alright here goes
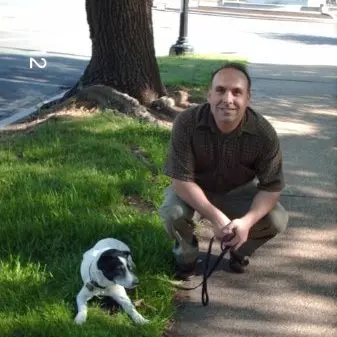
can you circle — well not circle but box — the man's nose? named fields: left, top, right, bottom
left=222, top=90, right=234, bottom=103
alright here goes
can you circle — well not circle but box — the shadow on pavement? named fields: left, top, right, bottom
left=258, top=33, right=337, bottom=46
left=159, top=61, right=336, bottom=337
left=0, top=50, right=89, bottom=118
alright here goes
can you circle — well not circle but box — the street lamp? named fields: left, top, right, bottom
left=169, top=0, right=194, bottom=56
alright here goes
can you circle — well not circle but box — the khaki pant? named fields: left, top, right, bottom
left=159, top=179, right=289, bottom=265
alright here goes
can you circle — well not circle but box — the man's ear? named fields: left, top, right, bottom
left=207, top=89, right=212, bottom=103
left=247, top=90, right=251, bottom=102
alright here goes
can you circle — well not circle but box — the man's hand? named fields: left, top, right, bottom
left=213, top=212, right=232, bottom=240
left=221, top=218, right=251, bottom=250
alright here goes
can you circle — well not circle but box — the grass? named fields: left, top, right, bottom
left=157, top=54, right=247, bottom=102
left=0, top=54, right=245, bottom=337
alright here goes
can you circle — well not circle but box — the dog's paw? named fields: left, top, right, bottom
left=132, top=313, right=150, bottom=325
left=74, top=312, right=87, bottom=325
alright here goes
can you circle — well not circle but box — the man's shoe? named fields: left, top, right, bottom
left=229, top=251, right=249, bottom=274
left=173, top=234, right=199, bottom=281
left=173, top=261, right=196, bottom=281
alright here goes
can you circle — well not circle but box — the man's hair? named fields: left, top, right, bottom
left=210, top=62, right=251, bottom=90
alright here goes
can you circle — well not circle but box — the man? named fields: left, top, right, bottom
left=159, top=62, right=289, bottom=277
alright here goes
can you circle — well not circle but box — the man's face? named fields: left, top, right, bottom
left=207, top=68, right=251, bottom=132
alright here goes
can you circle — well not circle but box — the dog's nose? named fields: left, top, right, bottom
left=132, top=277, right=139, bottom=286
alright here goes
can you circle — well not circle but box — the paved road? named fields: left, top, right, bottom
left=0, top=0, right=337, bottom=122
left=169, top=69, right=337, bottom=337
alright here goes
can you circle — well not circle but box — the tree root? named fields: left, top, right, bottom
left=74, top=84, right=159, bottom=123
left=4, top=85, right=198, bottom=133
left=72, top=85, right=198, bottom=123
left=150, top=89, right=198, bottom=118
left=47, top=85, right=197, bottom=125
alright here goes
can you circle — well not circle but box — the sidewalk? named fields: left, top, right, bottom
left=166, top=64, right=337, bottom=337
left=155, top=0, right=337, bottom=21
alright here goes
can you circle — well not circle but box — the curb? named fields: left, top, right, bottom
left=199, top=4, right=335, bottom=18
left=0, top=91, right=67, bottom=130
left=159, top=7, right=336, bottom=23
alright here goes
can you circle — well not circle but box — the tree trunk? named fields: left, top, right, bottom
left=78, top=0, right=166, bottom=106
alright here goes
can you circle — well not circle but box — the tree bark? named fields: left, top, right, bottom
left=77, top=0, right=166, bottom=106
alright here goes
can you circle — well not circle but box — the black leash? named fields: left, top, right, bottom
left=176, top=233, right=235, bottom=306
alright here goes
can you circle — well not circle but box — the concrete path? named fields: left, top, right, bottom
left=167, top=63, right=337, bottom=337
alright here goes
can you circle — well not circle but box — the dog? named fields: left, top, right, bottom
left=74, top=238, right=149, bottom=325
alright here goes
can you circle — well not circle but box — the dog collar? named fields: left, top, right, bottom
left=87, top=261, right=107, bottom=290
left=85, top=281, right=106, bottom=291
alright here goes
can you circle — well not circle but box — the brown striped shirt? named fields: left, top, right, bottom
left=164, top=103, right=285, bottom=193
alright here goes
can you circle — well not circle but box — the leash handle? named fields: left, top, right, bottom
left=201, top=235, right=232, bottom=306
left=220, top=230, right=236, bottom=251
left=201, top=236, right=215, bottom=306
left=177, top=230, right=237, bottom=306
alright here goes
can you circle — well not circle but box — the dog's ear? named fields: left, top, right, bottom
left=97, top=249, right=119, bottom=269
left=104, top=249, right=135, bottom=270
left=97, top=249, right=131, bottom=269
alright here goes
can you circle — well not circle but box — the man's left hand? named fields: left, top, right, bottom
left=221, top=218, right=251, bottom=250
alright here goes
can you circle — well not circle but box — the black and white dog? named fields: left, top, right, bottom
left=74, top=238, right=149, bottom=325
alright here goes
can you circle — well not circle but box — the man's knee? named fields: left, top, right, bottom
left=159, top=201, right=192, bottom=223
left=159, top=187, right=194, bottom=239
left=159, top=187, right=193, bottom=221
left=267, top=203, right=289, bottom=235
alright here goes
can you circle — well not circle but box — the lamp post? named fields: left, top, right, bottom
left=169, top=0, right=194, bottom=56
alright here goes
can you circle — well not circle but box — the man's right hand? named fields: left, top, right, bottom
left=212, top=210, right=232, bottom=240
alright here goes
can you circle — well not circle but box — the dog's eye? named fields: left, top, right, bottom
left=127, top=263, right=134, bottom=271
left=117, top=266, right=125, bottom=272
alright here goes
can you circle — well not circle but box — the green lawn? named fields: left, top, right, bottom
left=158, top=54, right=247, bottom=102
left=0, top=55, right=246, bottom=337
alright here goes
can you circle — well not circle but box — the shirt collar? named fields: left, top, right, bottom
left=196, top=103, right=257, bottom=135
left=241, top=107, right=257, bottom=135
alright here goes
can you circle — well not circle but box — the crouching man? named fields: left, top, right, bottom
left=159, top=62, right=289, bottom=278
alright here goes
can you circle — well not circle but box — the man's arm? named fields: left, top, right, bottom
left=225, top=123, right=284, bottom=248
left=172, top=179, right=232, bottom=238
left=241, top=190, right=281, bottom=229
left=224, top=190, right=281, bottom=249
